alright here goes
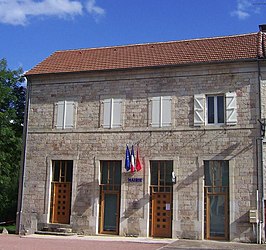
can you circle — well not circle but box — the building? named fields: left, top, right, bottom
left=17, top=25, right=266, bottom=242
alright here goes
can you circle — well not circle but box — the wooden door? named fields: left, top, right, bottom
left=99, top=161, right=121, bottom=235
left=205, top=192, right=229, bottom=240
left=100, top=191, right=120, bottom=234
left=51, top=182, right=71, bottom=224
left=151, top=192, right=172, bottom=238
left=50, top=160, right=73, bottom=224
left=204, top=160, right=229, bottom=240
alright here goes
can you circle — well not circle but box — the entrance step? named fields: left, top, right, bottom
left=35, top=230, right=76, bottom=236
left=35, top=225, right=76, bottom=236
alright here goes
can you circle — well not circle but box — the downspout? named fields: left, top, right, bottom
left=257, top=53, right=265, bottom=244
left=16, top=79, right=31, bottom=234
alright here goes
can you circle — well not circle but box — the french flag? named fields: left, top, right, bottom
left=130, top=145, right=135, bottom=173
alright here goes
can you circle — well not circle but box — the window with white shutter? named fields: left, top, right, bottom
left=102, top=98, right=122, bottom=128
left=194, top=94, right=205, bottom=126
left=151, top=96, right=172, bottom=128
left=194, top=92, right=237, bottom=126
left=55, top=101, right=76, bottom=129
left=225, top=92, right=237, bottom=125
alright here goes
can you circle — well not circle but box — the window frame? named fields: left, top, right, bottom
left=55, top=100, right=76, bottom=129
left=151, top=96, right=172, bottom=128
left=102, top=98, right=123, bottom=129
left=206, top=95, right=225, bottom=125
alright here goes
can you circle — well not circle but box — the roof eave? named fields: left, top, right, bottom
left=24, top=58, right=260, bottom=79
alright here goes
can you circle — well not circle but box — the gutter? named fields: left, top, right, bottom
left=16, top=80, right=31, bottom=234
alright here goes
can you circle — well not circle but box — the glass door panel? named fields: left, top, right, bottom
left=209, top=195, right=225, bottom=238
left=103, top=193, right=118, bottom=232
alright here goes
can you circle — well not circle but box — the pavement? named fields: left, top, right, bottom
left=2, top=234, right=266, bottom=249
left=23, top=234, right=266, bottom=249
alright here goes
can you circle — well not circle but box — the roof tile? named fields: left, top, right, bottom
left=26, top=32, right=261, bottom=76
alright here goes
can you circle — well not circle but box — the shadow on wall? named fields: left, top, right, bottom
left=120, top=194, right=150, bottom=222
left=230, top=211, right=256, bottom=243
left=72, top=180, right=99, bottom=217
left=175, top=142, right=251, bottom=192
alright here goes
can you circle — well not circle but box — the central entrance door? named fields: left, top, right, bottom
left=204, top=160, right=229, bottom=240
left=150, top=160, right=173, bottom=238
left=50, top=160, right=73, bottom=224
left=99, top=161, right=121, bottom=235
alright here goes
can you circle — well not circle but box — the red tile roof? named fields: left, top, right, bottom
left=26, top=32, right=265, bottom=76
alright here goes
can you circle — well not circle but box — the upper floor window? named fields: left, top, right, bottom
left=151, top=96, right=172, bottom=128
left=207, top=95, right=224, bottom=125
left=102, top=98, right=122, bottom=128
left=194, top=92, right=237, bottom=126
left=55, top=101, right=76, bottom=129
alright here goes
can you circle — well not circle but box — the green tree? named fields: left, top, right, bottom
left=0, top=58, right=25, bottom=222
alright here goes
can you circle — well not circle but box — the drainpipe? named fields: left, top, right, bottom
left=16, top=79, right=31, bottom=234
left=257, top=57, right=265, bottom=244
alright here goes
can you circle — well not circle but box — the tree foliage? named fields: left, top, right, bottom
left=0, top=58, right=26, bottom=222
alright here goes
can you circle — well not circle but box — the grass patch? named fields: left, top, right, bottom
left=0, top=224, right=16, bottom=234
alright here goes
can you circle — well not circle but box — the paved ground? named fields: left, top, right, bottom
left=0, top=235, right=169, bottom=250
left=1, top=234, right=266, bottom=250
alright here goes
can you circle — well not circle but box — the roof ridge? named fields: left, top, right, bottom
left=54, top=32, right=258, bottom=53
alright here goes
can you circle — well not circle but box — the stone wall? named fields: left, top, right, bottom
left=22, top=62, right=261, bottom=241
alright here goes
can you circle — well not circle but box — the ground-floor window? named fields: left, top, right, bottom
left=204, top=160, right=229, bottom=240
left=99, top=160, right=121, bottom=235
left=149, top=160, right=173, bottom=238
left=49, top=160, right=73, bottom=224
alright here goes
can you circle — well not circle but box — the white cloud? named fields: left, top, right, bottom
left=231, top=0, right=260, bottom=20
left=86, top=0, right=105, bottom=21
left=0, top=0, right=105, bottom=26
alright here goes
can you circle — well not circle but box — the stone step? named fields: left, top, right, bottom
left=35, top=230, right=76, bottom=236
left=35, top=226, right=75, bottom=236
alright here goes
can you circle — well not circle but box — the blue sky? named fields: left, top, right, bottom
left=0, top=0, right=265, bottom=72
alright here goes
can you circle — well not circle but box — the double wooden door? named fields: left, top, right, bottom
left=151, top=192, right=172, bottom=237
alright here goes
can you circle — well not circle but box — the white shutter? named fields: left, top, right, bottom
left=103, top=99, right=111, bottom=128
left=56, top=101, right=64, bottom=129
left=65, top=101, right=75, bottom=128
left=112, top=99, right=122, bottom=128
left=226, top=92, right=237, bottom=125
left=194, top=94, right=205, bottom=126
left=151, top=97, right=160, bottom=127
left=162, top=96, right=172, bottom=127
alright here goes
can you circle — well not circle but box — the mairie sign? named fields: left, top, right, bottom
left=128, top=178, right=143, bottom=183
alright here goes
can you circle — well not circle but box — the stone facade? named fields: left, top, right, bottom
left=20, top=60, right=266, bottom=242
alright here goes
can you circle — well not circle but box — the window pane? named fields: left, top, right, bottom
left=66, top=161, right=73, bottom=182
left=204, top=161, right=212, bottom=186
left=217, top=96, right=224, bottom=123
left=221, top=161, right=229, bottom=186
left=160, top=163, right=165, bottom=186
left=207, top=96, right=214, bottom=124
left=101, top=161, right=108, bottom=184
left=165, top=161, right=173, bottom=185
left=150, top=161, right=158, bottom=185
left=113, top=161, right=121, bottom=185
left=53, top=161, right=60, bottom=181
